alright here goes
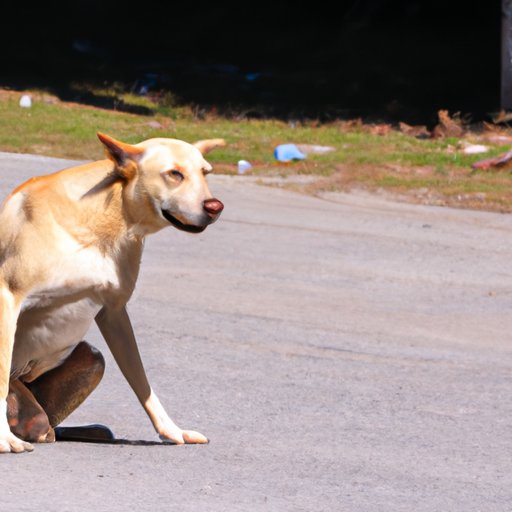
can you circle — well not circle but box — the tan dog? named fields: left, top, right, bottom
left=0, top=133, right=225, bottom=452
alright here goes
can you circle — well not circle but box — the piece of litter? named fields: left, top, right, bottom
left=462, top=144, right=489, bottom=155
left=472, top=150, right=512, bottom=170
left=237, top=160, right=252, bottom=174
left=296, top=144, right=335, bottom=155
left=486, top=134, right=512, bottom=145
left=19, top=95, right=32, bottom=108
left=274, top=144, right=306, bottom=162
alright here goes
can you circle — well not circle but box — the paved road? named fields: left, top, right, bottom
left=0, top=152, right=511, bottom=511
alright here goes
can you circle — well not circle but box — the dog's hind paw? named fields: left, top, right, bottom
left=0, top=431, right=34, bottom=453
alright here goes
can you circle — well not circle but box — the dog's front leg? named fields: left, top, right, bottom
left=0, top=286, right=33, bottom=453
left=95, top=306, right=208, bottom=444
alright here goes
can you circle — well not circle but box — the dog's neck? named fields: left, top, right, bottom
left=45, top=159, right=149, bottom=254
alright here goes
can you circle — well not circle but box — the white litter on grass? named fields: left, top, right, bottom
left=296, top=144, right=336, bottom=155
left=461, top=143, right=489, bottom=155
left=237, top=160, right=252, bottom=174
left=19, top=95, right=32, bottom=108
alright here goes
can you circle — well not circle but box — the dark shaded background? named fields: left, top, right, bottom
left=0, top=1, right=501, bottom=124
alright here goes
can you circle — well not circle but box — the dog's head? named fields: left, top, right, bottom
left=97, top=133, right=224, bottom=234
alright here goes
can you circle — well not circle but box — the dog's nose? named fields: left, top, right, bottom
left=203, top=198, right=224, bottom=216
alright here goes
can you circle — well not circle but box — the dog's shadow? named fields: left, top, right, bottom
left=54, top=425, right=179, bottom=446
left=66, top=438, right=174, bottom=446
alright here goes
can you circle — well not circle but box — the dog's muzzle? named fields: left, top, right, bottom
left=162, top=198, right=224, bottom=233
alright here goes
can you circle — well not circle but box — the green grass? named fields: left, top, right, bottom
left=0, top=88, right=511, bottom=211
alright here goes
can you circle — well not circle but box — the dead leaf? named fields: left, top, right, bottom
left=492, top=110, right=512, bottom=124
left=368, top=124, right=393, bottom=136
left=432, top=110, right=466, bottom=138
left=399, top=122, right=430, bottom=138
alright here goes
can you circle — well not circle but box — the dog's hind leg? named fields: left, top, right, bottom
left=7, top=379, right=54, bottom=442
left=26, top=341, right=105, bottom=429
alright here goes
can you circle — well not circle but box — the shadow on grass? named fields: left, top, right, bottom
left=56, top=88, right=155, bottom=116
left=1, top=78, right=155, bottom=116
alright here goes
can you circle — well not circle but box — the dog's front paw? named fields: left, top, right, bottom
left=0, top=431, right=34, bottom=453
left=159, top=428, right=209, bottom=445
left=181, top=430, right=209, bottom=444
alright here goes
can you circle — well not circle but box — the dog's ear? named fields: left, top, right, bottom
left=193, top=138, right=226, bottom=155
left=97, top=132, right=144, bottom=179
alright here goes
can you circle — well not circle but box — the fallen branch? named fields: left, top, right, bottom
left=471, top=150, right=512, bottom=170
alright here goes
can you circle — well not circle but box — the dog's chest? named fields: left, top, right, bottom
left=22, top=240, right=128, bottom=311
left=13, top=246, right=134, bottom=381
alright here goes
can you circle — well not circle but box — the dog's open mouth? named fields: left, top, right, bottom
left=161, top=209, right=206, bottom=233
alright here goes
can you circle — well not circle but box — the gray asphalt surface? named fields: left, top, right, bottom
left=0, top=151, right=511, bottom=511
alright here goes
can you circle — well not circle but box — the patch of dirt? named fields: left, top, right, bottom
left=254, top=163, right=512, bottom=213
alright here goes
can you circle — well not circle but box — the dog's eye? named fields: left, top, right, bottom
left=168, top=170, right=184, bottom=182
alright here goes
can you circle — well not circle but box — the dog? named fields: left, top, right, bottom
left=0, top=133, right=224, bottom=452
